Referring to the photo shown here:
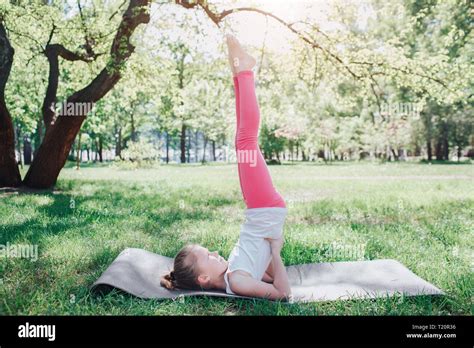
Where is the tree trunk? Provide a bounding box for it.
[0,22,21,187]
[194,130,199,162]
[76,131,82,170]
[212,140,216,161]
[23,136,32,165]
[435,140,443,161]
[116,127,122,159]
[166,132,170,164]
[94,140,98,162]
[16,125,23,169]
[22,0,151,188]
[427,140,432,161]
[443,134,449,161]
[98,137,103,162]
[130,113,136,142]
[202,134,208,163]
[391,148,399,161]
[186,128,191,163]
[0,103,20,187]
[180,123,186,163]
[423,110,433,161]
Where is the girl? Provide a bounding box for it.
[160,35,291,301]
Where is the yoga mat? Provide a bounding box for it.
[91,248,444,303]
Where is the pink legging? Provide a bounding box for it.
[233,70,286,209]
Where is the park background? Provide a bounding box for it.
[0,0,472,315]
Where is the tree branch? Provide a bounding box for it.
[64,0,151,106]
[47,43,97,62]
[41,0,142,129]
[349,60,449,89]
[42,42,100,128]
[175,0,362,80]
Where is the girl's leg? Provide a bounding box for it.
[234,70,285,209]
[233,76,247,202]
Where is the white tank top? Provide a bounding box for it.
[224,207,288,294]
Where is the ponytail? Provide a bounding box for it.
[160,271,177,290]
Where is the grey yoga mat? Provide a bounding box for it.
[91,248,444,303]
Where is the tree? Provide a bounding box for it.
[1,0,151,188]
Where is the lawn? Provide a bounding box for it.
[0,161,472,315]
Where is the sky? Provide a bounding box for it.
[146,0,375,60]
[220,0,332,49]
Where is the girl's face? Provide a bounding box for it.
[192,245,228,288]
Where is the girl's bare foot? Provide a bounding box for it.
[226,34,256,75]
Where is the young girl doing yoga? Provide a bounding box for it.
[160,34,291,301]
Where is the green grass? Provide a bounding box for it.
[1,161,473,315]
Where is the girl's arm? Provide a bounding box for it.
[270,253,292,298]
[262,260,273,283]
[228,238,292,300]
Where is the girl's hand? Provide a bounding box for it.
[265,237,284,254]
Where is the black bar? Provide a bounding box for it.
[0,315,471,346]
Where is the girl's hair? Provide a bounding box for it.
[160,244,201,290]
